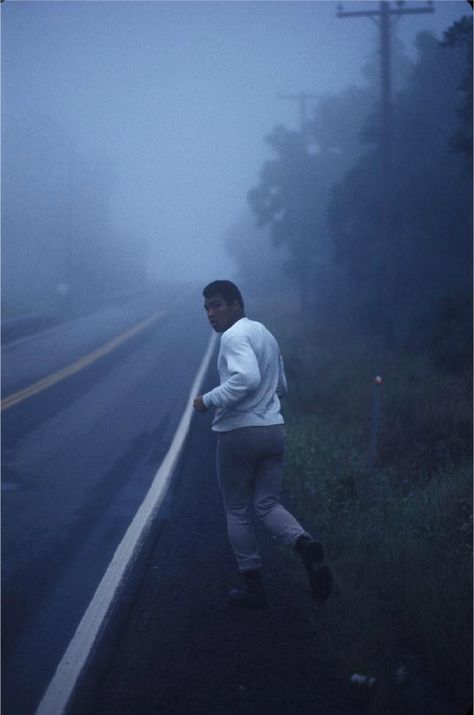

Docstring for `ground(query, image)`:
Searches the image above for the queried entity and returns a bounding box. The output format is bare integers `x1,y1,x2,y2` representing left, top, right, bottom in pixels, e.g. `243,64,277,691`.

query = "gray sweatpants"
216,424,310,573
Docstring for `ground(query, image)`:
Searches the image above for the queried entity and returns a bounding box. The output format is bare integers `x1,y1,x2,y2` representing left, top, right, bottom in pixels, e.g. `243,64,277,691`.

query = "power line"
337,1,435,156
337,1,435,344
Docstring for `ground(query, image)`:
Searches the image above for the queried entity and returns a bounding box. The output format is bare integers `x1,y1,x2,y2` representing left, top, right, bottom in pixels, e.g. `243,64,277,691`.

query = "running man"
193,280,332,609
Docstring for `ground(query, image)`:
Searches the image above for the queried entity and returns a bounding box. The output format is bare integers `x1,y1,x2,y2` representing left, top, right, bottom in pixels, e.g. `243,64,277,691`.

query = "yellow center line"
1,310,165,412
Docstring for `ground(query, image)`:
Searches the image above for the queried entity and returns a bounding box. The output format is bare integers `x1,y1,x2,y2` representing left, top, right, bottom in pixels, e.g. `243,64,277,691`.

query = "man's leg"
216,430,262,573
253,425,333,602
252,425,310,546
216,430,267,608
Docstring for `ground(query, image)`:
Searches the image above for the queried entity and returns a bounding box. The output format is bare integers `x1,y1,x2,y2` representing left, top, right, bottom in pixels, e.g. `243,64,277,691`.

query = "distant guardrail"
1,284,163,345
1,313,60,345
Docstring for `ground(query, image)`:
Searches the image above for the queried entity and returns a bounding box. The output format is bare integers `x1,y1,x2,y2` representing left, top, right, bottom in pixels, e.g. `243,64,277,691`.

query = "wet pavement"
89,390,362,715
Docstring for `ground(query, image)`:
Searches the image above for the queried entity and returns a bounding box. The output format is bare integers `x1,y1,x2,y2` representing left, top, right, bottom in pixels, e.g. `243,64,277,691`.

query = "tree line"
247,16,472,373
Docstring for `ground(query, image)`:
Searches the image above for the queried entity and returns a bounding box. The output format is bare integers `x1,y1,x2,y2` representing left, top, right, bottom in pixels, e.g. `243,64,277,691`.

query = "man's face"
204,293,242,333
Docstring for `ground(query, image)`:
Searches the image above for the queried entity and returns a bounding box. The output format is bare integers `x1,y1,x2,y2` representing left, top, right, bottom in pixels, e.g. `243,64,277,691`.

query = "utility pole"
278,91,319,136
336,1,435,158
337,1,434,344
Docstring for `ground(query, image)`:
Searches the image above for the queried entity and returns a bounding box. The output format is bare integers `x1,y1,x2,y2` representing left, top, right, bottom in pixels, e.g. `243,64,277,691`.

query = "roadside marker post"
369,375,383,467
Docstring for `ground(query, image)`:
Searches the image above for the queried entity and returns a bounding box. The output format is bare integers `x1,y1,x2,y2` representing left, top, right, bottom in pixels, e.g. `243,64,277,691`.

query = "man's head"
203,280,245,333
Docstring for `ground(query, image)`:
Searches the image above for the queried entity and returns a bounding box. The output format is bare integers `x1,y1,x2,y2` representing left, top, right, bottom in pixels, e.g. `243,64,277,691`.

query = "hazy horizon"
2,0,469,302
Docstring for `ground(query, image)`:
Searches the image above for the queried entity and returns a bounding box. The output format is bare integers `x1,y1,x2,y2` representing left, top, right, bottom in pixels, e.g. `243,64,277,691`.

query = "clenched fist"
193,396,208,413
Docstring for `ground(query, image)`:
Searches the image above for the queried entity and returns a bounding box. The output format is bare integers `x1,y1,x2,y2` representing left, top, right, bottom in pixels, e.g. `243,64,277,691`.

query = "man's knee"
254,496,279,521
227,502,251,526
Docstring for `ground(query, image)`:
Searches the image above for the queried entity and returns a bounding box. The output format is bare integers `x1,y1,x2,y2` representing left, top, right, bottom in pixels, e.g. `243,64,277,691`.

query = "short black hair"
203,280,244,309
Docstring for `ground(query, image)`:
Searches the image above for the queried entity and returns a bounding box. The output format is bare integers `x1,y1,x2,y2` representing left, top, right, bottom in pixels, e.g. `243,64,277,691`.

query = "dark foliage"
327,24,472,369
247,86,375,308
249,17,473,373
441,16,473,170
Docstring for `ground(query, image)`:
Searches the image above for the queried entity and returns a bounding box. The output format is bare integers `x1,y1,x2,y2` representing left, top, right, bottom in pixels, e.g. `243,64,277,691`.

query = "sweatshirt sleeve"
276,352,288,398
202,334,261,408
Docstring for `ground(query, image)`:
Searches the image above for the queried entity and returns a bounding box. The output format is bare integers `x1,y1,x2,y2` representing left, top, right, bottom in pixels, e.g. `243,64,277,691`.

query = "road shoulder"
91,394,359,715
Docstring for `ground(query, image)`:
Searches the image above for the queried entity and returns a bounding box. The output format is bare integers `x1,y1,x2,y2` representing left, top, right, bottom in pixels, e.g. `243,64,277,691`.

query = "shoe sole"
302,542,333,602
227,589,268,610
228,598,268,610
308,564,333,602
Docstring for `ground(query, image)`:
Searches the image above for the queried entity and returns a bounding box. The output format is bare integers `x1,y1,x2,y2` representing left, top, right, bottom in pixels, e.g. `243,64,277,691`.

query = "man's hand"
193,395,208,413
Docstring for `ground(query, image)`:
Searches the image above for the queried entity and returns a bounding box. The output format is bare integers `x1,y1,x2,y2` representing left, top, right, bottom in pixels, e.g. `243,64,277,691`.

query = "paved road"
1,287,212,715
90,380,362,715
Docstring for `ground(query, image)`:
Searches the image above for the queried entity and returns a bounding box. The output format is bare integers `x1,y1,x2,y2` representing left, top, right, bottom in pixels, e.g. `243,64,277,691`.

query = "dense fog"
2,0,470,346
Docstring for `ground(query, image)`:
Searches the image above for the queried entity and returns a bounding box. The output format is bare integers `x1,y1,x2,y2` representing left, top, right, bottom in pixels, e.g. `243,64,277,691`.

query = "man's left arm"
193,395,208,413
276,352,288,399
198,335,260,411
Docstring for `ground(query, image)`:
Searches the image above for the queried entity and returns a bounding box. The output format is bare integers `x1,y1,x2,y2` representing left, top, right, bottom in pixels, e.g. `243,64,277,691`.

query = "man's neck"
225,312,245,331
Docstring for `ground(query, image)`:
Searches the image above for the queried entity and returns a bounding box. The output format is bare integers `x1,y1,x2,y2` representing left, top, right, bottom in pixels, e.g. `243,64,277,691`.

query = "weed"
260,306,473,714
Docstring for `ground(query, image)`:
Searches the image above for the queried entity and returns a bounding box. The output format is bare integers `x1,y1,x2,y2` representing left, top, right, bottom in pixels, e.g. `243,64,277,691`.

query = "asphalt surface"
2,287,166,398
90,373,362,715
1,288,211,715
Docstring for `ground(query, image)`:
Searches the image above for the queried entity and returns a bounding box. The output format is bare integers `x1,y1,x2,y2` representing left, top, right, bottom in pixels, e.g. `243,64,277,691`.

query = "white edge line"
35,332,218,715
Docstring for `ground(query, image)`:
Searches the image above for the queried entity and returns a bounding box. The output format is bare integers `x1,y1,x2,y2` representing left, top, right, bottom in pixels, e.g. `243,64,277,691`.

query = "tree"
247,82,376,309
225,212,291,295
327,22,472,369
441,16,473,171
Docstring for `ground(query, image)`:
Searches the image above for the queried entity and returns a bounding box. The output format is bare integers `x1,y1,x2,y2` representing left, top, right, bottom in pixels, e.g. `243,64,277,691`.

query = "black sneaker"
228,570,268,610
227,586,268,610
296,536,333,602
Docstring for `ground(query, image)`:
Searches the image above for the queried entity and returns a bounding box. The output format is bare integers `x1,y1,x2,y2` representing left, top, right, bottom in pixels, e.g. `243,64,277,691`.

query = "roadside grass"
253,296,472,713
283,419,471,712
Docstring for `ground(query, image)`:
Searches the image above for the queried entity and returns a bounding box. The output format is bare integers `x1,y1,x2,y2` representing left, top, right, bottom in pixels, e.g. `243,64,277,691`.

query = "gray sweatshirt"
202,317,287,432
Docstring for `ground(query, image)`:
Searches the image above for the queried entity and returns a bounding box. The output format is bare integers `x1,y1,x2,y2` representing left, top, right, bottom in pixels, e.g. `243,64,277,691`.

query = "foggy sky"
2,0,469,285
